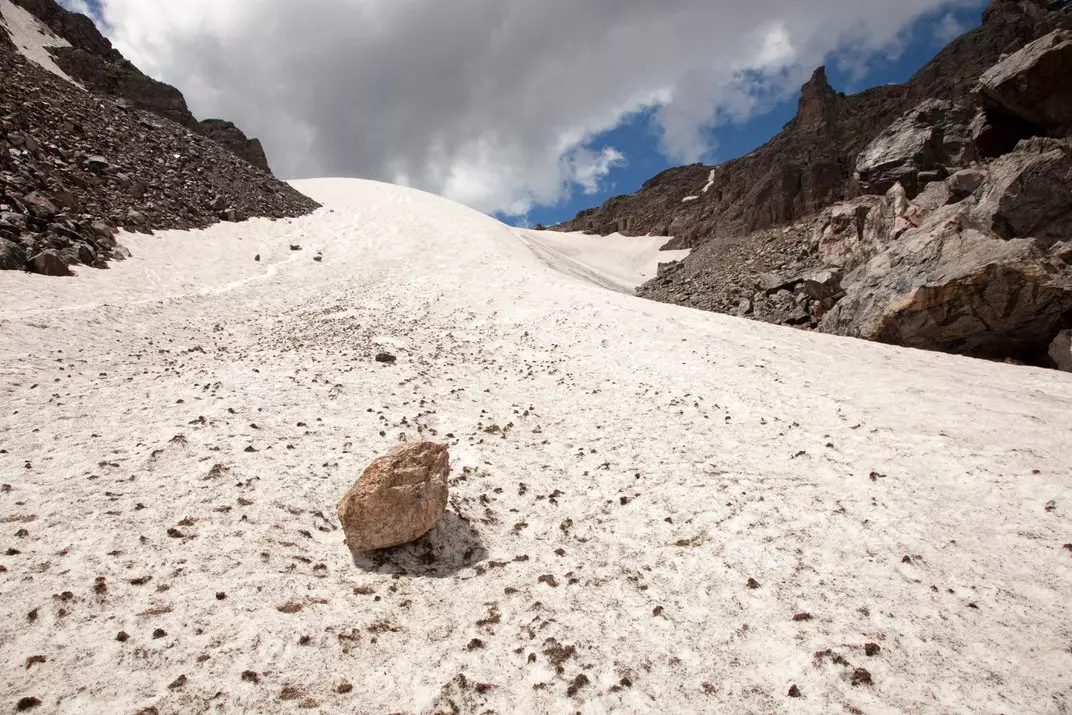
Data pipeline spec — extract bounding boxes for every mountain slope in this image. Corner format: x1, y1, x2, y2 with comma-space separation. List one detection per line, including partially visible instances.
1, 179, 1070, 713
5, 0, 274, 173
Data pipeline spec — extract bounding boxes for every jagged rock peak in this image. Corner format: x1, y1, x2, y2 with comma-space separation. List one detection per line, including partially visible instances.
796, 66, 838, 126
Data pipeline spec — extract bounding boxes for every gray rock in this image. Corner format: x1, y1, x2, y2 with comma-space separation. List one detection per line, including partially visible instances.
29, 249, 72, 276
855, 99, 976, 197
23, 192, 59, 218
1049, 330, 1072, 371
978, 30, 1072, 136
0, 238, 27, 270
971, 137, 1072, 245
822, 205, 1072, 361
914, 181, 954, 211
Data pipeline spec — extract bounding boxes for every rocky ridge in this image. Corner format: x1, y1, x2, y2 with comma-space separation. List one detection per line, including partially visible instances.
8, 0, 274, 173
0, 8, 319, 275
562, 0, 1072, 368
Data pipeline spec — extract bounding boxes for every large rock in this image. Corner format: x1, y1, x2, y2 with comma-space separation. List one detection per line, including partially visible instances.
971, 137, 1072, 244
28, 249, 72, 276
1050, 330, 1072, 371
822, 205, 1072, 361
854, 99, 977, 197
338, 442, 450, 553
978, 30, 1072, 136
0, 238, 27, 270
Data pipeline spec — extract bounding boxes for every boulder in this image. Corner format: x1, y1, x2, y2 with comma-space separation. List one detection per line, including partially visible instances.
337, 442, 450, 553
946, 168, 988, 198
1049, 330, 1072, 371
855, 99, 976, 197
0, 238, 27, 270
23, 192, 59, 218
822, 205, 1072, 361
914, 181, 954, 211
28, 249, 72, 276
971, 137, 1072, 244
978, 30, 1072, 137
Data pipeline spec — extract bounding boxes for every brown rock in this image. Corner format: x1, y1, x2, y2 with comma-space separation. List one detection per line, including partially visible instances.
1050, 330, 1072, 371
28, 249, 71, 276
337, 442, 450, 553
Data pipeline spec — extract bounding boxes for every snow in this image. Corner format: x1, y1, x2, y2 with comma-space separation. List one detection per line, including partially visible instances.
702, 168, 716, 193
517, 229, 687, 293
0, 0, 83, 86
1, 178, 1070, 714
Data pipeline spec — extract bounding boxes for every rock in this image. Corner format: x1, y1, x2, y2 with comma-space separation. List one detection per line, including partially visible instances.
219, 208, 238, 222
313, 254, 323, 262
1049, 330, 1072, 371
85, 155, 109, 172
28, 249, 72, 276
800, 269, 843, 302
1052, 241, 1072, 263
758, 272, 801, 294
337, 442, 450, 553
946, 168, 988, 197
289, 244, 302, 251
375, 352, 397, 364
254, 254, 261, 262
854, 99, 976, 197
0, 238, 27, 270
914, 181, 954, 211
125, 209, 147, 226
978, 30, 1072, 136
971, 137, 1072, 244
23, 192, 59, 218
822, 205, 1072, 361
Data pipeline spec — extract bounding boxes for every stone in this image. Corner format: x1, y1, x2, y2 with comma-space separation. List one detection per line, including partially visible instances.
23, 192, 59, 218
822, 205, 1072, 362
85, 155, 110, 172
289, 244, 302, 251
854, 99, 976, 197
971, 137, 1072, 244
337, 442, 450, 553
125, 209, 147, 226
978, 30, 1072, 136
28, 249, 72, 276
375, 352, 397, 364
914, 181, 954, 211
0, 238, 27, 270
1049, 330, 1072, 371
946, 168, 988, 198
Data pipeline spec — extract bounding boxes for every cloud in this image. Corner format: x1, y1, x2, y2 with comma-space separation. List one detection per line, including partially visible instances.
934, 11, 969, 44
89, 0, 981, 215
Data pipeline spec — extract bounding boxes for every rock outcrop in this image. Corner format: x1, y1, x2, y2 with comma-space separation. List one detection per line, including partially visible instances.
338, 443, 450, 554
0, 20, 319, 273
978, 29, 1072, 137
626, 1, 1072, 368
6, 0, 275, 173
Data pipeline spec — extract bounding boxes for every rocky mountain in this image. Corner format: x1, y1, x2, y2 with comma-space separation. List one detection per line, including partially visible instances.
7, 0, 273, 173
0, 0, 319, 275
556, 0, 1072, 369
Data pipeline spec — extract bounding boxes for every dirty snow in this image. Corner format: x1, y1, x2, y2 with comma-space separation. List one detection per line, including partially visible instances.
0, 0, 82, 86
1, 179, 1070, 714
518, 229, 687, 293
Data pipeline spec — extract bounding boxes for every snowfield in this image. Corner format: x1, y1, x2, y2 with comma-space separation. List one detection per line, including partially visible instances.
1, 178, 1070, 714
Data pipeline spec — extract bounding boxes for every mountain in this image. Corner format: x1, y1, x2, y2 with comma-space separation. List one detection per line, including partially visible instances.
0, 0, 318, 275
6, 0, 274, 173
1, 177, 1071, 713
554, 0, 1072, 368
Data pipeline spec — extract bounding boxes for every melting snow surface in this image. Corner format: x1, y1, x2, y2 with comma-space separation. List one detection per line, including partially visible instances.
702, 168, 716, 193
0, 0, 82, 85
1, 179, 1070, 714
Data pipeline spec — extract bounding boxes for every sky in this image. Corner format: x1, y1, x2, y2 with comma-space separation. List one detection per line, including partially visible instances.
60, 0, 985, 227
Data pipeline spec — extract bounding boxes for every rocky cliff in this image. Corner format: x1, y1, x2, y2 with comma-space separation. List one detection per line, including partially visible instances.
8, 0, 274, 173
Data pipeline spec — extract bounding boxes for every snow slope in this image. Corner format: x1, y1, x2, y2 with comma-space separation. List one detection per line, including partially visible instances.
0, 0, 81, 85
1, 178, 1070, 714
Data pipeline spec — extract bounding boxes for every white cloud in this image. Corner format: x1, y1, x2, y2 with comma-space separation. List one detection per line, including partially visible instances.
935, 11, 969, 44
89, 0, 981, 215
